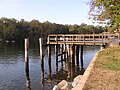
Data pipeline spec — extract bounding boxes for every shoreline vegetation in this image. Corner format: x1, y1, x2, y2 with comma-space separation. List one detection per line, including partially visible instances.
0, 17, 107, 42
83, 47, 120, 90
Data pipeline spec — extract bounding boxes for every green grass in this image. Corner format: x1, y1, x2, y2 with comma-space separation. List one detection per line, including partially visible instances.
95, 47, 120, 70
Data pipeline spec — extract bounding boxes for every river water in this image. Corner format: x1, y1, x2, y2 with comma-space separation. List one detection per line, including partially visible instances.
0, 41, 100, 90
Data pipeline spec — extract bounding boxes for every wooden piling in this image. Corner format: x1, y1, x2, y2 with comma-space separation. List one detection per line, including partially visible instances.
25, 38, 29, 72
25, 38, 31, 90
63, 44, 66, 60
48, 45, 51, 81
39, 38, 44, 68
80, 45, 84, 69
48, 35, 50, 44
72, 45, 75, 65
66, 44, 70, 58
39, 38, 44, 88
76, 45, 79, 68
55, 44, 58, 73
67, 57, 74, 80
70, 44, 75, 65
60, 44, 63, 65
48, 45, 51, 64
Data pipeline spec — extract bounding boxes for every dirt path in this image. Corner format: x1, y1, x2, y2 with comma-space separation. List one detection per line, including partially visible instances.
83, 68, 120, 90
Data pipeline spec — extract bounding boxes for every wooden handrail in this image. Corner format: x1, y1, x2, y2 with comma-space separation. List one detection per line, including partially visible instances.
47, 34, 120, 45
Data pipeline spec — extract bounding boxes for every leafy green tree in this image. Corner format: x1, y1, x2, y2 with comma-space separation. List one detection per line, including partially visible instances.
68, 24, 79, 33
17, 19, 29, 39
89, 0, 120, 31
29, 19, 41, 37
0, 18, 18, 40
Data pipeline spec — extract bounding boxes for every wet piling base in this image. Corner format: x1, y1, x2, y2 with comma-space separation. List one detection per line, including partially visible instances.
39, 41, 85, 85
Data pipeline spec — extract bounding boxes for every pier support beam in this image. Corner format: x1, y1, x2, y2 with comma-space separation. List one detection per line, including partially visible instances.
66, 44, 70, 58
25, 38, 29, 72
25, 38, 31, 90
39, 38, 44, 89
70, 44, 75, 65
76, 45, 79, 68
60, 44, 63, 67
39, 38, 44, 69
67, 44, 75, 80
80, 45, 84, 69
55, 44, 58, 73
63, 44, 66, 61
48, 45, 51, 82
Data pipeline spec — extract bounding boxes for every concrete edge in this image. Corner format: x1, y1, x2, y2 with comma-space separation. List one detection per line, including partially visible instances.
72, 50, 102, 90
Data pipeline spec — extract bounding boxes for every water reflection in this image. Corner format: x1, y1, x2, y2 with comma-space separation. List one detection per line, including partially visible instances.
48, 45, 52, 83
25, 67, 31, 90
0, 42, 100, 90
51, 56, 85, 82
40, 63, 45, 90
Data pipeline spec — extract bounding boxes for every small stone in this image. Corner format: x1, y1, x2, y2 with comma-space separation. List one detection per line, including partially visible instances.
72, 81, 78, 88
73, 75, 82, 82
71, 75, 82, 88
58, 80, 67, 89
53, 85, 60, 90
57, 80, 73, 90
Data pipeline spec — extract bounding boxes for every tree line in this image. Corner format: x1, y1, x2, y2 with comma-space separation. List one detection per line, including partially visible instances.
0, 17, 107, 41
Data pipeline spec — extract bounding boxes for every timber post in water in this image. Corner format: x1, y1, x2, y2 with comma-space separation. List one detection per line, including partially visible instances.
55, 44, 58, 73
69, 44, 75, 66
25, 38, 31, 90
25, 38, 29, 71
48, 44, 52, 81
63, 44, 66, 61
66, 44, 70, 59
60, 44, 63, 67
76, 45, 80, 69
39, 38, 44, 69
39, 38, 45, 88
80, 45, 84, 69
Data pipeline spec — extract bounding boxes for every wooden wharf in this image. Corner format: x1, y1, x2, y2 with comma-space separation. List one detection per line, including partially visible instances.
45, 33, 120, 79
47, 34, 120, 45
24, 33, 120, 87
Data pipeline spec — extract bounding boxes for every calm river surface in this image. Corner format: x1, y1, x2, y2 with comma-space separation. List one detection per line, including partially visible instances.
0, 41, 100, 90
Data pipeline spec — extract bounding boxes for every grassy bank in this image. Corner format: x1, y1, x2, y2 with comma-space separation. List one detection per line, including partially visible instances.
83, 47, 120, 90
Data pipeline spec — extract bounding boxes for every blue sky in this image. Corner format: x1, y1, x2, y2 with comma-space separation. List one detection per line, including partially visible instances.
0, 0, 94, 25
